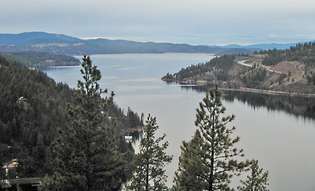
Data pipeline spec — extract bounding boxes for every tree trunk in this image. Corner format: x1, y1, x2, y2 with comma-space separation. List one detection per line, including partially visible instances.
146, 162, 149, 191
209, 148, 214, 191
208, 112, 215, 191
145, 146, 149, 191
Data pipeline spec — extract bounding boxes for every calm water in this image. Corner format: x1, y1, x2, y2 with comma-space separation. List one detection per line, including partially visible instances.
45, 53, 315, 191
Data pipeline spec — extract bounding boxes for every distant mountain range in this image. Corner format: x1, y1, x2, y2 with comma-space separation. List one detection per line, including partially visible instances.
0, 32, 300, 55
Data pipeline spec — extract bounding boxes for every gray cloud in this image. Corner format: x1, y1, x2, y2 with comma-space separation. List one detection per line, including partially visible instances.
1, 0, 315, 44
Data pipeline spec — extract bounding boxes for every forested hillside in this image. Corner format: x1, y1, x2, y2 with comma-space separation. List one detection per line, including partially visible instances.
162, 55, 236, 83
1, 51, 80, 69
260, 42, 315, 66
260, 42, 315, 85
0, 55, 142, 182
162, 55, 246, 89
163, 42, 315, 94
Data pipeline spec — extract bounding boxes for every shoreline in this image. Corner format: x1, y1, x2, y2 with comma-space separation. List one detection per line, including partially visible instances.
172, 82, 315, 98
218, 87, 315, 98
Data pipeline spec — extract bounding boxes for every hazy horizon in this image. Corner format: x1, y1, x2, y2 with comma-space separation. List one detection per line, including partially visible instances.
1, 0, 315, 45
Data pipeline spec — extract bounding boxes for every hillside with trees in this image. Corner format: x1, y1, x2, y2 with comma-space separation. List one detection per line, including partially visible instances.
1, 51, 80, 69
260, 42, 315, 85
163, 42, 315, 94
0, 55, 142, 188
162, 55, 238, 84
260, 42, 315, 66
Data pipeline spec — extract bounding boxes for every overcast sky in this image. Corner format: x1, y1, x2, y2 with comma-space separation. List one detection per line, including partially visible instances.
1, 0, 315, 45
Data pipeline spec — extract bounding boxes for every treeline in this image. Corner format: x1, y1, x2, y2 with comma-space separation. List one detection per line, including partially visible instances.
260, 42, 315, 66
0, 55, 142, 188
162, 55, 236, 82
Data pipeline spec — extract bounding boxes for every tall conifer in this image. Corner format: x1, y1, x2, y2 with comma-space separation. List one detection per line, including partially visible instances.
46, 56, 130, 191
174, 89, 249, 191
128, 115, 172, 191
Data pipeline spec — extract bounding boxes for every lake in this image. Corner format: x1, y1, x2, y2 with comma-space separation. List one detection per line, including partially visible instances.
45, 53, 315, 191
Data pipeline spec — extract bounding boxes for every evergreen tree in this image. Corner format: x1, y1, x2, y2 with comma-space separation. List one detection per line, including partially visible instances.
172, 130, 204, 191
127, 115, 172, 191
46, 56, 131, 191
237, 160, 269, 191
174, 89, 249, 191
77, 56, 102, 97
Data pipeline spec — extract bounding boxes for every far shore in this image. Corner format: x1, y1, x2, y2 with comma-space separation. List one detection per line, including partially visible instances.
218, 87, 315, 98
173, 82, 315, 98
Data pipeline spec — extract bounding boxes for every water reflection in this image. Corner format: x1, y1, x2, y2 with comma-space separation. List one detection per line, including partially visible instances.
181, 85, 315, 119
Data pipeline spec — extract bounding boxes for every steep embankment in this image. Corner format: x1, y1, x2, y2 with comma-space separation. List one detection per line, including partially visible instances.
162, 42, 315, 94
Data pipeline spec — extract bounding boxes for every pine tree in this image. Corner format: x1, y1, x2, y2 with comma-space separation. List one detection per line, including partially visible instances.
174, 89, 249, 191
127, 115, 172, 191
237, 160, 269, 191
77, 56, 102, 97
172, 130, 205, 191
45, 56, 131, 191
